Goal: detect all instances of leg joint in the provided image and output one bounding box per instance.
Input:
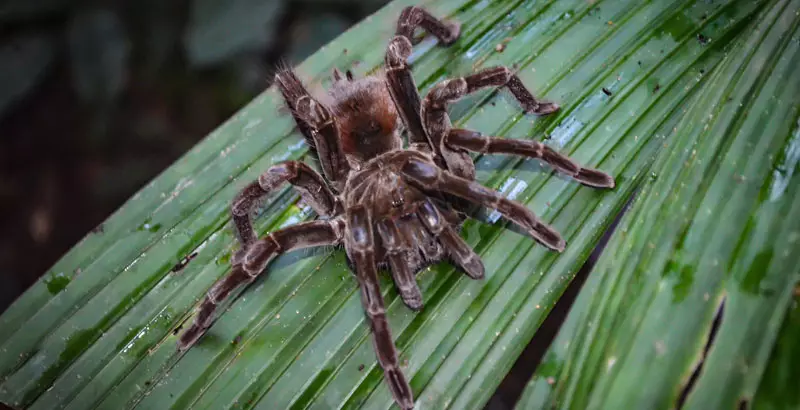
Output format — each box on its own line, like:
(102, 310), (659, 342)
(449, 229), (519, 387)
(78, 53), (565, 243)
(257, 162), (298, 191)
(426, 79), (468, 105)
(446, 129), (489, 152)
(401, 158), (440, 187)
(386, 36), (413, 68)
(243, 236), (280, 275)
(396, 6), (424, 37)
(465, 66), (512, 93)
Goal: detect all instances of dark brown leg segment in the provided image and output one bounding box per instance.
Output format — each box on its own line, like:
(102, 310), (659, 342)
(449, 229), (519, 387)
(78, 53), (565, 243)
(346, 205), (414, 410)
(419, 66), (560, 182)
(439, 227), (485, 279)
(395, 6), (460, 45)
(275, 68), (350, 188)
(422, 66), (559, 149)
(416, 199), (485, 279)
(178, 219), (344, 350)
(401, 157), (566, 252)
(446, 129), (615, 188)
(230, 161), (338, 250)
(423, 66), (559, 119)
(385, 6), (461, 149)
(377, 218), (423, 310)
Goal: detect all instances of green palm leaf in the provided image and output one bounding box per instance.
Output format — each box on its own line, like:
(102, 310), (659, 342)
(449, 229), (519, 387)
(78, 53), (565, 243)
(516, 0), (800, 408)
(0, 0), (795, 409)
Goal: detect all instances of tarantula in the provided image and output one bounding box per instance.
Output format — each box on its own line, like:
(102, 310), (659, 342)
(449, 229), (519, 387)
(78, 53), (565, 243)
(178, 6), (614, 409)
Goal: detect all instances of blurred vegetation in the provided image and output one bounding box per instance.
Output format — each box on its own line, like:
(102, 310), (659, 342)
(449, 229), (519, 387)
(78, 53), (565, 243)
(0, 0), (389, 312)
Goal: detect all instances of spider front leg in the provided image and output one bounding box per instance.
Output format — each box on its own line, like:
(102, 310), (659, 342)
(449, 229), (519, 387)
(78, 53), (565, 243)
(446, 129), (615, 188)
(178, 219), (344, 350)
(385, 6), (460, 149)
(347, 205), (414, 410)
(275, 68), (350, 189)
(230, 161), (339, 261)
(422, 66), (560, 148)
(401, 157), (566, 252)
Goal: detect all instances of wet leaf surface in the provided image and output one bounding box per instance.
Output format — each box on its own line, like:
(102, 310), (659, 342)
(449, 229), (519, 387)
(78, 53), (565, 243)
(1, 0), (796, 409)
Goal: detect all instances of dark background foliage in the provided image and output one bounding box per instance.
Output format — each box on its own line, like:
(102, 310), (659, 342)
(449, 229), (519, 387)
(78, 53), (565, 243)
(0, 0), (390, 313)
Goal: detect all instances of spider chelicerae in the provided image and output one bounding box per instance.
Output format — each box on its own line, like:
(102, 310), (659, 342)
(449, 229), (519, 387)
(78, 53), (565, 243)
(178, 6), (614, 409)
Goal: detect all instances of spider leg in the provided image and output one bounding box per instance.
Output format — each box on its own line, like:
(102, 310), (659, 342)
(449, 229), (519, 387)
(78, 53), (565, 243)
(377, 218), (423, 310)
(424, 66), (559, 117)
(275, 67), (350, 189)
(405, 215), (443, 261)
(422, 67), (559, 182)
(422, 66), (559, 154)
(445, 129), (615, 188)
(347, 205), (414, 410)
(396, 6), (460, 45)
(178, 219), (344, 350)
(385, 6), (460, 150)
(230, 161), (339, 255)
(416, 199), (485, 279)
(400, 157), (565, 252)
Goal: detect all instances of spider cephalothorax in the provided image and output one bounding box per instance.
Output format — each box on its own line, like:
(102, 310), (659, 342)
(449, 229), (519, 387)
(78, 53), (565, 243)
(178, 6), (614, 410)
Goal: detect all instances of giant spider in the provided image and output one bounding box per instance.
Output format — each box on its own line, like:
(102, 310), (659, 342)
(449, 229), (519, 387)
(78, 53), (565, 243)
(178, 6), (614, 409)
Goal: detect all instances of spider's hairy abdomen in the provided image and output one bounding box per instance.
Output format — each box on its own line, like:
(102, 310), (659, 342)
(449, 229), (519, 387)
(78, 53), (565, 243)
(329, 75), (402, 162)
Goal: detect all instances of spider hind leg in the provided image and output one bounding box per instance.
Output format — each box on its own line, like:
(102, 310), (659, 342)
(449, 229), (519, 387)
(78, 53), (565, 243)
(178, 219), (344, 351)
(445, 129), (615, 188)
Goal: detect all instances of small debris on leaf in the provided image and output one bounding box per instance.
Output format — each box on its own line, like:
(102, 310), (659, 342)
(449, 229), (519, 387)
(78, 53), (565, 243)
(172, 252), (198, 273)
(495, 43), (506, 52)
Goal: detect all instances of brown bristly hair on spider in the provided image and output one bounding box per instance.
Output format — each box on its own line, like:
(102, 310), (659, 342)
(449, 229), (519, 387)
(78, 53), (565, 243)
(177, 5), (614, 410)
